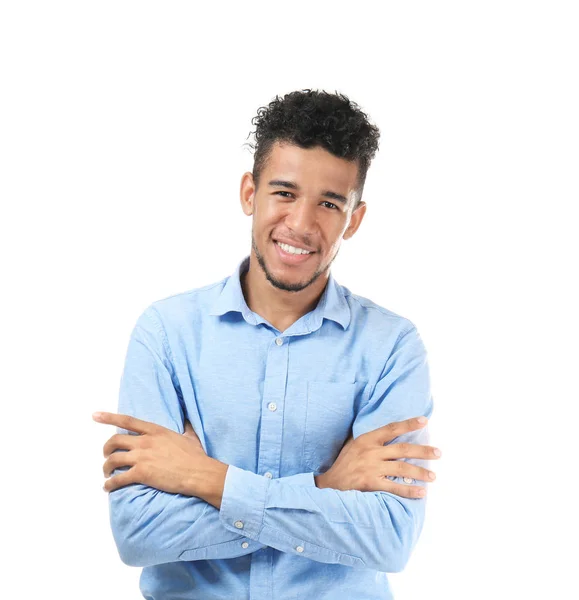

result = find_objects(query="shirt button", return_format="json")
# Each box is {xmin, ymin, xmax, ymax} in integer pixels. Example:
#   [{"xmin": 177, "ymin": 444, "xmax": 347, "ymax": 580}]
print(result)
[
  {"xmin": 241, "ymin": 542, "xmax": 249, "ymax": 549},
  {"xmin": 234, "ymin": 520, "xmax": 244, "ymax": 529},
  {"xmin": 403, "ymin": 477, "xmax": 414, "ymax": 484},
  {"xmin": 296, "ymin": 546, "xmax": 304, "ymax": 553},
  {"xmin": 275, "ymin": 337, "xmax": 283, "ymax": 346},
  {"xmin": 264, "ymin": 472, "xmax": 273, "ymax": 479},
  {"xmin": 268, "ymin": 402, "xmax": 277, "ymax": 412}
]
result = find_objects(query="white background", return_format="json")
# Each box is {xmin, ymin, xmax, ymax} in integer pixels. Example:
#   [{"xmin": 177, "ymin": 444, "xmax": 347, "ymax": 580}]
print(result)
[{"xmin": 1, "ymin": 1, "xmax": 577, "ymax": 598}]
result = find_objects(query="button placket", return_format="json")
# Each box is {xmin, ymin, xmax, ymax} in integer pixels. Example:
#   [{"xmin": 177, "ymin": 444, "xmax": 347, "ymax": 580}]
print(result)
[{"xmin": 255, "ymin": 335, "xmax": 289, "ymax": 515}]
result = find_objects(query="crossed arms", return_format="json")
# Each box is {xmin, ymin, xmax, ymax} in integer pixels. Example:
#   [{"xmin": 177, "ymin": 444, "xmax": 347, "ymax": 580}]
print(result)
[{"xmin": 97, "ymin": 312, "xmax": 438, "ymax": 572}]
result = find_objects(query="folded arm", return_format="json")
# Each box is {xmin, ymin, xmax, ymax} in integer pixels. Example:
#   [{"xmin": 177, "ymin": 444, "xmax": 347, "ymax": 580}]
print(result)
[
  {"xmin": 217, "ymin": 326, "xmax": 434, "ymax": 572},
  {"xmin": 108, "ymin": 307, "xmax": 315, "ymax": 567},
  {"xmin": 109, "ymin": 309, "xmax": 433, "ymax": 572}
]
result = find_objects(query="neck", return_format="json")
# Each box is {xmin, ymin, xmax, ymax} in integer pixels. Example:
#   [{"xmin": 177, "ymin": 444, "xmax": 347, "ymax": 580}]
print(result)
[{"xmin": 241, "ymin": 251, "xmax": 330, "ymax": 332}]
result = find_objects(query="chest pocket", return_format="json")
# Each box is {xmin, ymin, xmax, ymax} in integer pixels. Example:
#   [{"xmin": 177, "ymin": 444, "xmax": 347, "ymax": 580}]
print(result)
[{"xmin": 302, "ymin": 381, "xmax": 357, "ymax": 473}]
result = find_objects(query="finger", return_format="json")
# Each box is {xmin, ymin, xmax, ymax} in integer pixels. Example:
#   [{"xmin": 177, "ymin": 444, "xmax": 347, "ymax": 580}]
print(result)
[
  {"xmin": 103, "ymin": 450, "xmax": 138, "ymax": 477},
  {"xmin": 183, "ymin": 423, "xmax": 203, "ymax": 450},
  {"xmin": 103, "ymin": 467, "xmax": 138, "ymax": 493},
  {"xmin": 376, "ymin": 479, "xmax": 427, "ymax": 499},
  {"xmin": 103, "ymin": 433, "xmax": 139, "ymax": 457},
  {"xmin": 93, "ymin": 411, "xmax": 155, "ymax": 435},
  {"xmin": 183, "ymin": 420, "xmax": 199, "ymax": 438},
  {"xmin": 365, "ymin": 416, "xmax": 428, "ymax": 445},
  {"xmin": 382, "ymin": 460, "xmax": 436, "ymax": 482},
  {"xmin": 380, "ymin": 443, "xmax": 441, "ymax": 461}
]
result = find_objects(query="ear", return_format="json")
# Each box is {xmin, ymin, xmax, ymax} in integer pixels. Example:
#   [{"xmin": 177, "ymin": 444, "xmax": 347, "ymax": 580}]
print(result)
[
  {"xmin": 240, "ymin": 171, "xmax": 256, "ymax": 216},
  {"xmin": 343, "ymin": 201, "xmax": 367, "ymax": 240}
]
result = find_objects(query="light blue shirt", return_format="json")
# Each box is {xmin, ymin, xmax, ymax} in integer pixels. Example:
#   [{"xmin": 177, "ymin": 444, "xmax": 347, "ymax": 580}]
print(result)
[{"xmin": 109, "ymin": 256, "xmax": 434, "ymax": 599}]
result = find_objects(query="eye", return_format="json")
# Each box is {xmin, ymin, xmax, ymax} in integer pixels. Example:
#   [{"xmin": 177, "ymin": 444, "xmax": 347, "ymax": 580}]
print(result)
[
  {"xmin": 274, "ymin": 191, "xmax": 294, "ymax": 198},
  {"xmin": 321, "ymin": 201, "xmax": 339, "ymax": 210}
]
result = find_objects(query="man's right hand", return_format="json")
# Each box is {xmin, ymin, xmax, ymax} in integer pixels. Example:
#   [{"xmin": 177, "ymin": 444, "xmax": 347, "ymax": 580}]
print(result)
[{"xmin": 314, "ymin": 416, "xmax": 441, "ymax": 499}]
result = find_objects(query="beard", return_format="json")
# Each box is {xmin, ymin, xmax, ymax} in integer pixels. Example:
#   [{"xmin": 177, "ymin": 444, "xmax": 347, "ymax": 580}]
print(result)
[{"xmin": 252, "ymin": 233, "xmax": 337, "ymax": 292}]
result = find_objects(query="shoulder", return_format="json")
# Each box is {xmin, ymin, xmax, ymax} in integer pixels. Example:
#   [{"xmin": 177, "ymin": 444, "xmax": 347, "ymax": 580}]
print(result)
[
  {"xmin": 136, "ymin": 276, "xmax": 228, "ymax": 332},
  {"xmin": 341, "ymin": 284, "xmax": 417, "ymax": 340}
]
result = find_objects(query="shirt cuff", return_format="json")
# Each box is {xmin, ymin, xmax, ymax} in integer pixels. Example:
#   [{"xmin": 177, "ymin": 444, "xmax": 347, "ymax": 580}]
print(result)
[{"xmin": 219, "ymin": 465, "xmax": 270, "ymax": 540}]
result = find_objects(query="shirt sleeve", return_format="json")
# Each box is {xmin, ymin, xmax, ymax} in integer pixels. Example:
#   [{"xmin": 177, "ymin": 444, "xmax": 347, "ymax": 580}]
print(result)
[
  {"xmin": 218, "ymin": 325, "xmax": 434, "ymax": 572},
  {"xmin": 108, "ymin": 306, "xmax": 317, "ymax": 567}
]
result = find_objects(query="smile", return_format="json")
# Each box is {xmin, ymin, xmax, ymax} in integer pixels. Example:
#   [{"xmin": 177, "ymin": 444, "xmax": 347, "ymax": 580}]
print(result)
[
  {"xmin": 273, "ymin": 240, "xmax": 315, "ymax": 265},
  {"xmin": 275, "ymin": 241, "xmax": 313, "ymax": 255}
]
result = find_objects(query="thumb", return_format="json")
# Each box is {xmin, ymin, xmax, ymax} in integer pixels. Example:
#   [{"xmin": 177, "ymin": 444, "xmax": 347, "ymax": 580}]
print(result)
[
  {"xmin": 342, "ymin": 433, "xmax": 354, "ymax": 450},
  {"xmin": 183, "ymin": 420, "xmax": 204, "ymax": 451}
]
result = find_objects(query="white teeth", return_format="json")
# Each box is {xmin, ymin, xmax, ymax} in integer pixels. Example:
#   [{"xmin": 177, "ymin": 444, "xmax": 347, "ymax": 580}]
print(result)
[{"xmin": 276, "ymin": 241, "xmax": 312, "ymax": 255}]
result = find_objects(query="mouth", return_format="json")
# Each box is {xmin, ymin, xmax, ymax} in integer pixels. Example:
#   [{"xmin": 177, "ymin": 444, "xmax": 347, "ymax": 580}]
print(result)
[{"xmin": 273, "ymin": 239, "xmax": 316, "ymax": 265}]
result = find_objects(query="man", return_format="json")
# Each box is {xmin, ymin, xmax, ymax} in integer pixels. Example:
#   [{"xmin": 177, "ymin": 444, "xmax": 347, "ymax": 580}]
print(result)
[{"xmin": 94, "ymin": 89, "xmax": 440, "ymax": 599}]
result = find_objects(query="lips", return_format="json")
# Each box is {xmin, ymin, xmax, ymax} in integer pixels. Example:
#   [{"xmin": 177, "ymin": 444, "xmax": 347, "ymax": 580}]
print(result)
[
  {"xmin": 273, "ymin": 238, "xmax": 316, "ymax": 254},
  {"xmin": 273, "ymin": 239, "xmax": 315, "ymax": 265}
]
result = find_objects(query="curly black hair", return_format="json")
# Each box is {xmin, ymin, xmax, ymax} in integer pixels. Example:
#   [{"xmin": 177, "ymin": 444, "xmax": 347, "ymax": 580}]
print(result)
[{"xmin": 247, "ymin": 89, "xmax": 380, "ymax": 206}]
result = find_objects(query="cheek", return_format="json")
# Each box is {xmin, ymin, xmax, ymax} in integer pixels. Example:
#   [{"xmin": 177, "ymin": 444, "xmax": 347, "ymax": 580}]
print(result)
[
  {"xmin": 323, "ymin": 223, "xmax": 348, "ymax": 250},
  {"xmin": 326, "ymin": 240, "xmax": 342, "ymax": 256},
  {"xmin": 261, "ymin": 206, "xmax": 288, "ymax": 231},
  {"xmin": 252, "ymin": 206, "xmax": 273, "ymax": 228}
]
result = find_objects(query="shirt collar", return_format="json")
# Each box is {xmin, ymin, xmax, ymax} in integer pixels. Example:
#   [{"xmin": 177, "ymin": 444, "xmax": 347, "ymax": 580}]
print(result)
[{"xmin": 208, "ymin": 255, "xmax": 350, "ymax": 331}]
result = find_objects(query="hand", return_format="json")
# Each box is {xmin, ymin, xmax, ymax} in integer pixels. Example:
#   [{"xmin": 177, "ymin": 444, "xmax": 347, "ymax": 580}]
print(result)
[
  {"xmin": 315, "ymin": 416, "xmax": 441, "ymax": 499},
  {"xmin": 93, "ymin": 411, "xmax": 227, "ymax": 498}
]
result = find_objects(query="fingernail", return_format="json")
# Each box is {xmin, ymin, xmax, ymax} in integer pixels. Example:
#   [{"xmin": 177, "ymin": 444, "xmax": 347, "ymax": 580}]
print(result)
[
  {"xmin": 93, "ymin": 412, "xmax": 103, "ymax": 421},
  {"xmin": 428, "ymin": 472, "xmax": 436, "ymax": 480},
  {"xmin": 417, "ymin": 416, "xmax": 427, "ymax": 424},
  {"xmin": 417, "ymin": 488, "xmax": 426, "ymax": 496},
  {"xmin": 433, "ymin": 448, "xmax": 442, "ymax": 457}
]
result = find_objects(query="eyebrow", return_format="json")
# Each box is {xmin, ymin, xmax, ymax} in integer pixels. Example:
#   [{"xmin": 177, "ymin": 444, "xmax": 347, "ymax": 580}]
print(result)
[{"xmin": 268, "ymin": 179, "xmax": 348, "ymax": 205}]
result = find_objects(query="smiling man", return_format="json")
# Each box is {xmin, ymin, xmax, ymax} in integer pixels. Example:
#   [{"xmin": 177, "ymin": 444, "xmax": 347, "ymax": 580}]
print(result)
[
  {"xmin": 241, "ymin": 142, "xmax": 364, "ymax": 332},
  {"xmin": 96, "ymin": 89, "xmax": 439, "ymax": 600}
]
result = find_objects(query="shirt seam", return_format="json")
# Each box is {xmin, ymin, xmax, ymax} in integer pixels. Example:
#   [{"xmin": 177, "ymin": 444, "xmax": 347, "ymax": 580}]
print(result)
[
  {"xmin": 146, "ymin": 305, "xmax": 177, "ymax": 372},
  {"xmin": 178, "ymin": 536, "xmax": 248, "ymax": 559},
  {"xmin": 153, "ymin": 278, "xmax": 227, "ymax": 304},
  {"xmin": 259, "ymin": 522, "xmax": 366, "ymax": 565},
  {"xmin": 346, "ymin": 292, "xmax": 411, "ymax": 323},
  {"xmin": 359, "ymin": 325, "xmax": 417, "ymax": 413}
]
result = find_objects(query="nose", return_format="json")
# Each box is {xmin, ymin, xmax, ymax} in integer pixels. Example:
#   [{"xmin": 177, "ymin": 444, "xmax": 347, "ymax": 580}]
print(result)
[{"xmin": 285, "ymin": 200, "xmax": 317, "ymax": 237}]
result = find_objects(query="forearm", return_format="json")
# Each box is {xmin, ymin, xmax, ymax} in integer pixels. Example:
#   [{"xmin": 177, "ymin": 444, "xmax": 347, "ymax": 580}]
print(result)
[
  {"xmin": 108, "ymin": 477, "xmax": 264, "ymax": 566},
  {"xmin": 109, "ymin": 466, "xmax": 318, "ymax": 567},
  {"xmin": 219, "ymin": 465, "xmax": 426, "ymax": 572}
]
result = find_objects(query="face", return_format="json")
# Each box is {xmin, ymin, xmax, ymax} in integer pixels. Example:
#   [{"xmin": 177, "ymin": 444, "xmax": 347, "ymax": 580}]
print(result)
[{"xmin": 240, "ymin": 141, "xmax": 367, "ymax": 292}]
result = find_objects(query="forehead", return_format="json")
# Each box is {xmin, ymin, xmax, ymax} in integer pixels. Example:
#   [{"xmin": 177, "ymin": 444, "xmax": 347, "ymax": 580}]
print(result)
[{"xmin": 262, "ymin": 142, "xmax": 359, "ymax": 193}]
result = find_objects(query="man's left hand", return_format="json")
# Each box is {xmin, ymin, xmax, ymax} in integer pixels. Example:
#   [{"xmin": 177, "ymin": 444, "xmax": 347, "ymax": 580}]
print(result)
[{"xmin": 93, "ymin": 412, "xmax": 228, "ymax": 504}]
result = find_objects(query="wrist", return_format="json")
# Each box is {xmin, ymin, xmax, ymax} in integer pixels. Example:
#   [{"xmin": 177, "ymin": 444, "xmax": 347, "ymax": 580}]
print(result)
[
  {"xmin": 185, "ymin": 456, "xmax": 229, "ymax": 509},
  {"xmin": 203, "ymin": 459, "xmax": 229, "ymax": 509},
  {"xmin": 314, "ymin": 472, "xmax": 329, "ymax": 489}
]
